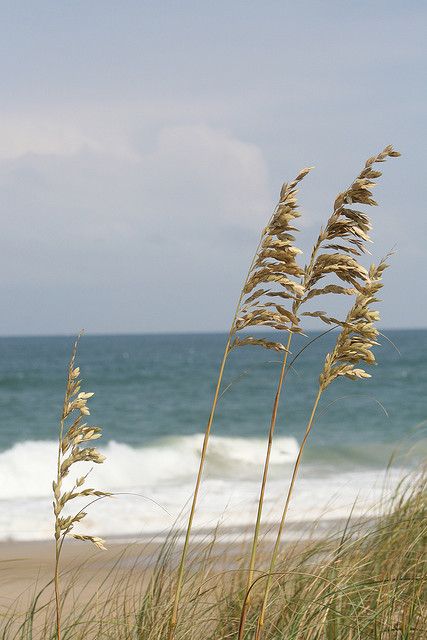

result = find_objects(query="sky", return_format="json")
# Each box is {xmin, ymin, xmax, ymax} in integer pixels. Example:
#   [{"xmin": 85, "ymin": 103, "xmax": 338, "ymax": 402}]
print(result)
[{"xmin": 0, "ymin": 1, "xmax": 425, "ymax": 335}]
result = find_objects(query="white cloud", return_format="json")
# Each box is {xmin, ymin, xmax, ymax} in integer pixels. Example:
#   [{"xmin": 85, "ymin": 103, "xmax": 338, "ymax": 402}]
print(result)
[
  {"xmin": 142, "ymin": 124, "xmax": 270, "ymax": 231},
  {"xmin": 0, "ymin": 98, "xmax": 239, "ymax": 161},
  {"xmin": 0, "ymin": 113, "xmax": 98, "ymax": 159},
  {"xmin": 0, "ymin": 118, "xmax": 271, "ymax": 291}
]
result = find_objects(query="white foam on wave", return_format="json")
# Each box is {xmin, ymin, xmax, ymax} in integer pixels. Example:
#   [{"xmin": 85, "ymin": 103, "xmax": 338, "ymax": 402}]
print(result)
[
  {"xmin": 0, "ymin": 436, "xmax": 407, "ymax": 541},
  {"xmin": 0, "ymin": 434, "xmax": 300, "ymax": 500}
]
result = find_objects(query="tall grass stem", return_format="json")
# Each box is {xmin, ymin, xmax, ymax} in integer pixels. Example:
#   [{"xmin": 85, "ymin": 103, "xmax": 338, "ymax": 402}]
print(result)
[
  {"xmin": 168, "ymin": 235, "xmax": 267, "ymax": 639},
  {"xmin": 168, "ymin": 337, "xmax": 231, "ymax": 638},
  {"xmin": 238, "ymin": 332, "xmax": 292, "ymax": 640},
  {"xmin": 255, "ymin": 388, "xmax": 322, "ymax": 638}
]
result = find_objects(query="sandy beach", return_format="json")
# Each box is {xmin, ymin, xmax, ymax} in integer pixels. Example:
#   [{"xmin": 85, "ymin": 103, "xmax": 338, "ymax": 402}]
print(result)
[
  {"xmin": 0, "ymin": 515, "xmax": 361, "ymax": 614},
  {"xmin": 0, "ymin": 539, "xmax": 163, "ymax": 617},
  {"xmin": 0, "ymin": 525, "xmax": 315, "ymax": 615}
]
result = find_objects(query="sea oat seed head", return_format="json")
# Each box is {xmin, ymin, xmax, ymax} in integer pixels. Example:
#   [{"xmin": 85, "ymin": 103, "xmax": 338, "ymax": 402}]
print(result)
[
  {"xmin": 231, "ymin": 166, "xmax": 313, "ymax": 352},
  {"xmin": 318, "ymin": 257, "xmax": 389, "ymax": 390},
  {"xmin": 53, "ymin": 339, "xmax": 109, "ymax": 555}
]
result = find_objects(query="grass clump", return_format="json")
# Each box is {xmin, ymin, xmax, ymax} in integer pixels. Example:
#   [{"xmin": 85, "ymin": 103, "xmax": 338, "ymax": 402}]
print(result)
[
  {"xmin": 239, "ymin": 146, "xmax": 400, "ymax": 638},
  {"xmin": 2, "ymin": 473, "xmax": 426, "ymax": 639},
  {"xmin": 1, "ymin": 146, "xmax": 417, "ymax": 640},
  {"xmin": 174, "ymin": 146, "xmax": 400, "ymax": 637}
]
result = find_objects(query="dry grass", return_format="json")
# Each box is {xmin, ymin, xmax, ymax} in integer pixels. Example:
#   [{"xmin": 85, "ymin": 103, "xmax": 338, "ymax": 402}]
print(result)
[
  {"xmin": 174, "ymin": 146, "xmax": 401, "ymax": 636},
  {"xmin": 169, "ymin": 165, "xmax": 313, "ymax": 637},
  {"xmin": 1, "ymin": 147, "xmax": 416, "ymax": 640},
  {"xmin": 53, "ymin": 334, "xmax": 110, "ymax": 640},
  {"xmin": 251, "ymin": 256, "xmax": 390, "ymax": 639},
  {"xmin": 236, "ymin": 146, "xmax": 400, "ymax": 638},
  {"xmin": 1, "ymin": 472, "xmax": 426, "ymax": 639}
]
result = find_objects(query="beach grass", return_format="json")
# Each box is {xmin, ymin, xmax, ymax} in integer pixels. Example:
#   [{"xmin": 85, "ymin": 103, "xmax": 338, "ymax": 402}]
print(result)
[
  {"xmin": 1, "ymin": 146, "xmax": 415, "ymax": 640},
  {"xmin": 171, "ymin": 146, "xmax": 400, "ymax": 637},
  {"xmin": 1, "ymin": 470, "xmax": 425, "ymax": 639}
]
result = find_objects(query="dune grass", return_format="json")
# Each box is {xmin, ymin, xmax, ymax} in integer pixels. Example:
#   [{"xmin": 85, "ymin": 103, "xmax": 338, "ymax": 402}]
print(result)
[
  {"xmin": 2, "ymin": 471, "xmax": 426, "ymax": 639},
  {"xmin": 238, "ymin": 147, "xmax": 400, "ymax": 639},
  {"xmin": 1, "ymin": 146, "xmax": 415, "ymax": 640},
  {"xmin": 173, "ymin": 146, "xmax": 400, "ymax": 637},
  {"xmin": 52, "ymin": 334, "xmax": 110, "ymax": 640}
]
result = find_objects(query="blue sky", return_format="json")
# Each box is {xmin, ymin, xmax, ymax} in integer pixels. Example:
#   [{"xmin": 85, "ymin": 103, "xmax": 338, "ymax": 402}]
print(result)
[{"xmin": 0, "ymin": 1, "xmax": 425, "ymax": 334}]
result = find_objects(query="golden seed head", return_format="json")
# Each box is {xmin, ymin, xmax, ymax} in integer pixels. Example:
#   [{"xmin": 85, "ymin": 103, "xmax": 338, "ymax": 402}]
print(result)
[
  {"xmin": 54, "ymin": 336, "xmax": 109, "ymax": 548},
  {"xmin": 319, "ymin": 257, "xmax": 389, "ymax": 390},
  {"xmin": 233, "ymin": 167, "xmax": 313, "ymax": 352},
  {"xmin": 299, "ymin": 146, "xmax": 399, "ymax": 325}
]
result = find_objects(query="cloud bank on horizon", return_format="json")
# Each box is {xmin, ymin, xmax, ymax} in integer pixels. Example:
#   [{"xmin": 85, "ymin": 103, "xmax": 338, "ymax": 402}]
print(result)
[{"xmin": 0, "ymin": 1, "xmax": 425, "ymax": 334}]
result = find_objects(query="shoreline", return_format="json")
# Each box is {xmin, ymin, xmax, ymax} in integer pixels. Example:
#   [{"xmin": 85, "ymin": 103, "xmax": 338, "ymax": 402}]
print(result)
[{"xmin": 0, "ymin": 515, "xmax": 373, "ymax": 609}]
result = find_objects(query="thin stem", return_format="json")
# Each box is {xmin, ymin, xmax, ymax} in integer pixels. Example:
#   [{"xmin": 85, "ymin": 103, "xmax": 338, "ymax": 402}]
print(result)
[
  {"xmin": 54, "ymin": 342, "xmax": 75, "ymax": 640},
  {"xmin": 237, "ymin": 330, "xmax": 340, "ymax": 639},
  {"xmin": 54, "ymin": 540, "xmax": 61, "ymax": 640},
  {"xmin": 238, "ymin": 331, "xmax": 292, "ymax": 640},
  {"xmin": 168, "ymin": 337, "xmax": 231, "ymax": 638},
  {"xmin": 54, "ymin": 414, "xmax": 65, "ymax": 640},
  {"xmin": 255, "ymin": 387, "xmax": 322, "ymax": 639},
  {"xmin": 168, "ymin": 222, "xmax": 271, "ymax": 639}
]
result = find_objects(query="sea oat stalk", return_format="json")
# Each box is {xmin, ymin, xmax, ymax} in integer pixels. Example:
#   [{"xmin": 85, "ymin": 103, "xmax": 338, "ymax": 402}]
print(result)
[
  {"xmin": 255, "ymin": 258, "xmax": 389, "ymax": 639},
  {"xmin": 239, "ymin": 145, "xmax": 400, "ymax": 639},
  {"xmin": 168, "ymin": 168, "xmax": 312, "ymax": 639},
  {"xmin": 53, "ymin": 335, "xmax": 110, "ymax": 640},
  {"xmin": 239, "ymin": 145, "xmax": 400, "ymax": 633},
  {"xmin": 236, "ymin": 171, "xmax": 312, "ymax": 634}
]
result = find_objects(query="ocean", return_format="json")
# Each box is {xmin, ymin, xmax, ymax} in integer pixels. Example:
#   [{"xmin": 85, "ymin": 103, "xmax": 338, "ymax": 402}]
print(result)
[{"xmin": 0, "ymin": 330, "xmax": 425, "ymax": 542}]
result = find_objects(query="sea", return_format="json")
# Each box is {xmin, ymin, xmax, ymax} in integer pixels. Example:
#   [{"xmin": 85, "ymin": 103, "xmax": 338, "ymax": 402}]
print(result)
[{"xmin": 0, "ymin": 330, "xmax": 425, "ymax": 542}]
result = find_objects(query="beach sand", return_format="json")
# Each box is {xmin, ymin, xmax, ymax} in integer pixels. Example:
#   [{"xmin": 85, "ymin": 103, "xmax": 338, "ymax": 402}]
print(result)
[
  {"xmin": 0, "ymin": 516, "xmax": 362, "ymax": 636},
  {"xmin": 0, "ymin": 516, "xmax": 356, "ymax": 607},
  {"xmin": 0, "ymin": 538, "xmax": 163, "ymax": 620}
]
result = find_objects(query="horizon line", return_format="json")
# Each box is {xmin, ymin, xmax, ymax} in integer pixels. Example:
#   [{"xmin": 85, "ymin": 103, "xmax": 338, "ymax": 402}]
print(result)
[{"xmin": 0, "ymin": 326, "xmax": 426, "ymax": 339}]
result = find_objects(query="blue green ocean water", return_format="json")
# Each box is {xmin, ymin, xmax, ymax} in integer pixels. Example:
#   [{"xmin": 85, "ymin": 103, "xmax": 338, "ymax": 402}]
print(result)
[{"xmin": 0, "ymin": 330, "xmax": 425, "ymax": 540}]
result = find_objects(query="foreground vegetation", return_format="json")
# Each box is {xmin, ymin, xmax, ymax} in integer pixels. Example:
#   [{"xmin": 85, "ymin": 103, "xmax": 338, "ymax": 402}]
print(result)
[
  {"xmin": 3, "ymin": 145, "xmax": 418, "ymax": 639},
  {"xmin": 2, "ymin": 471, "xmax": 426, "ymax": 639}
]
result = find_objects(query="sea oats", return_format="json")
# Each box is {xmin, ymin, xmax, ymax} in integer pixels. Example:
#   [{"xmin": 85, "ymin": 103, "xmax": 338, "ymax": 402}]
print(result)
[
  {"xmin": 232, "ymin": 168, "xmax": 315, "ymax": 637},
  {"xmin": 53, "ymin": 335, "xmax": 110, "ymax": 640},
  {"xmin": 319, "ymin": 258, "xmax": 388, "ymax": 390},
  {"xmin": 53, "ymin": 339, "xmax": 110, "ymax": 546},
  {"xmin": 241, "ymin": 147, "xmax": 400, "ymax": 640},
  {"xmin": 297, "ymin": 146, "xmax": 400, "ymax": 323},
  {"xmin": 169, "ymin": 167, "xmax": 312, "ymax": 640},
  {"xmin": 254, "ymin": 258, "xmax": 391, "ymax": 640},
  {"xmin": 231, "ymin": 168, "xmax": 312, "ymax": 353},
  {"xmin": 239, "ymin": 149, "xmax": 399, "ymax": 637},
  {"xmin": 176, "ymin": 148, "xmax": 400, "ymax": 640}
]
